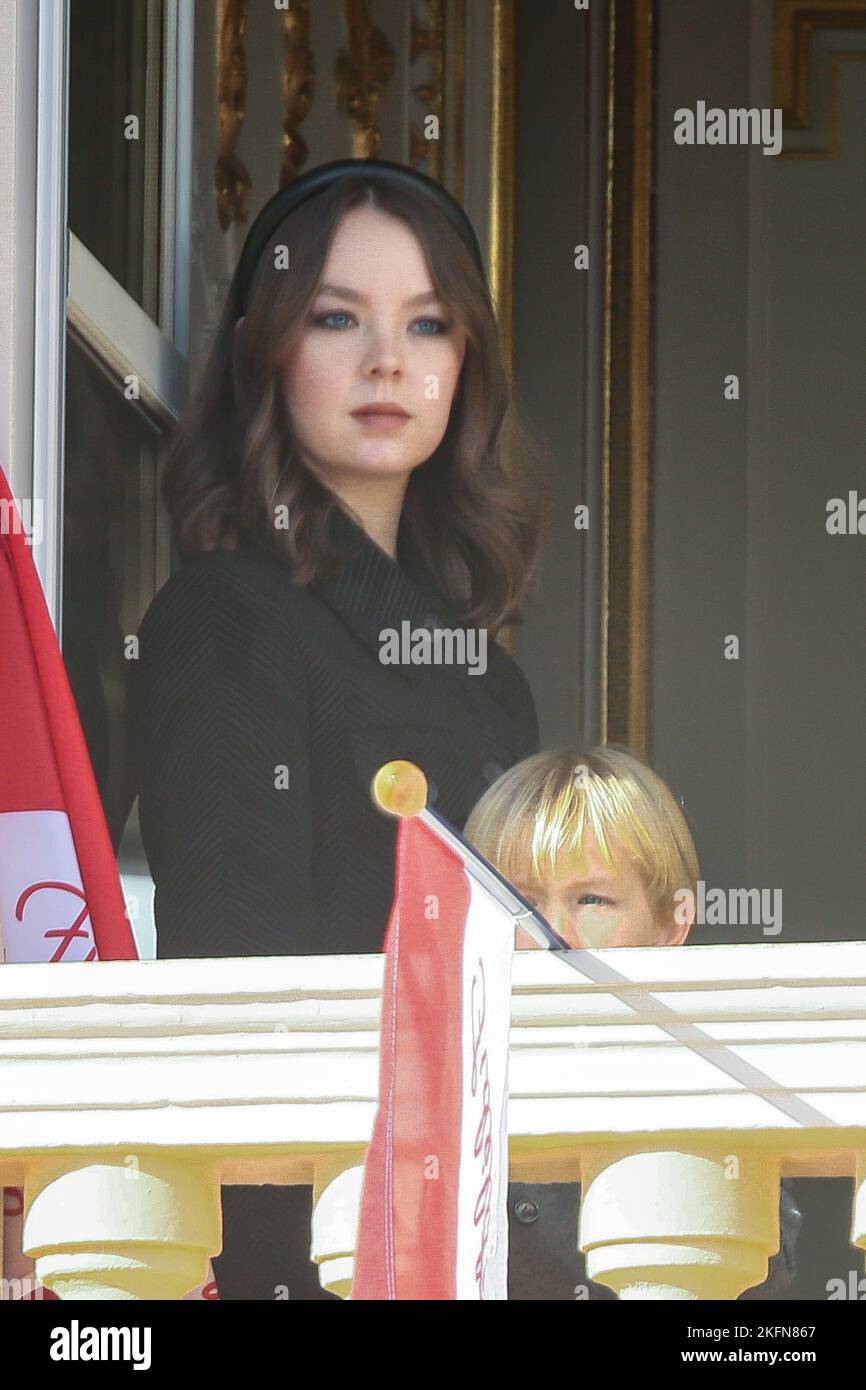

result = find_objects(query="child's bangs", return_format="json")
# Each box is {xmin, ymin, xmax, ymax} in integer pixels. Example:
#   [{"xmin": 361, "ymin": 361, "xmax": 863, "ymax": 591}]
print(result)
[
  {"xmin": 464, "ymin": 745, "xmax": 699, "ymax": 916},
  {"xmin": 539, "ymin": 773, "xmax": 635, "ymax": 881}
]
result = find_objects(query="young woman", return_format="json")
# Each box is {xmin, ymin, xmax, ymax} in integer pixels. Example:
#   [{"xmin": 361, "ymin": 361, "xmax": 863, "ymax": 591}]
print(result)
[{"xmin": 128, "ymin": 159, "xmax": 546, "ymax": 1298}]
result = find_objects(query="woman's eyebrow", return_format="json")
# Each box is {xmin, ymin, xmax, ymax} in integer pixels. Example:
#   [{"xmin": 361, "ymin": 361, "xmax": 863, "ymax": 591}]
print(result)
[{"xmin": 316, "ymin": 282, "xmax": 441, "ymax": 307}]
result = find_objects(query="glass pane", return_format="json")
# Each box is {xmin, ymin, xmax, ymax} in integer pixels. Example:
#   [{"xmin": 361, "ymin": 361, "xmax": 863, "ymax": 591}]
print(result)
[
  {"xmin": 61, "ymin": 332, "xmax": 170, "ymax": 887},
  {"xmin": 68, "ymin": 0, "xmax": 164, "ymax": 321}
]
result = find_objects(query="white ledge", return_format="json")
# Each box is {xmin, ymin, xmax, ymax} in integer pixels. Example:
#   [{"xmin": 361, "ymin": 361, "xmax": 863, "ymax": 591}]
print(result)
[{"xmin": 0, "ymin": 942, "xmax": 864, "ymax": 1185}]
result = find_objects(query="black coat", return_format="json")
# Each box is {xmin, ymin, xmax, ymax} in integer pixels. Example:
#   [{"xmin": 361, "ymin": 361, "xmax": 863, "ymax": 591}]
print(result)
[
  {"xmin": 128, "ymin": 503, "xmax": 540, "ymax": 1299},
  {"xmin": 129, "ymin": 503, "xmax": 539, "ymax": 962}
]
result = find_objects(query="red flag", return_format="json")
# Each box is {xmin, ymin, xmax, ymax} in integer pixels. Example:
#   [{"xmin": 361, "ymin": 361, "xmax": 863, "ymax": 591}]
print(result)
[
  {"xmin": 352, "ymin": 814, "xmax": 515, "ymax": 1300},
  {"xmin": 0, "ymin": 467, "xmax": 136, "ymax": 964},
  {"xmin": 0, "ymin": 466, "xmax": 138, "ymax": 1300}
]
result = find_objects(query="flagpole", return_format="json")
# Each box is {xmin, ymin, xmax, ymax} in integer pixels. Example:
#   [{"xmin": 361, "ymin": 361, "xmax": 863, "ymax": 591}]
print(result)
[{"xmin": 370, "ymin": 760, "xmax": 570, "ymax": 951}]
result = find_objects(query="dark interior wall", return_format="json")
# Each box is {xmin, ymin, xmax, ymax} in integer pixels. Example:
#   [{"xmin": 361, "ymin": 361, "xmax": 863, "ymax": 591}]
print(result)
[
  {"xmin": 641, "ymin": 0, "xmax": 865, "ymax": 1298},
  {"xmin": 652, "ymin": 0, "xmax": 866, "ymax": 945},
  {"xmin": 651, "ymin": 0, "xmax": 753, "ymax": 922},
  {"xmin": 745, "ymin": 21, "xmax": 866, "ymax": 945},
  {"xmin": 511, "ymin": 0, "xmax": 595, "ymax": 749},
  {"xmin": 509, "ymin": 0, "xmax": 864, "ymax": 1301}
]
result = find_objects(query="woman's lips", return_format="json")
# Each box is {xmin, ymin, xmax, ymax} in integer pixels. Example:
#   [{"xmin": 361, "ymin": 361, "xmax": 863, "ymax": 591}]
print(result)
[{"xmin": 351, "ymin": 409, "xmax": 411, "ymax": 430}]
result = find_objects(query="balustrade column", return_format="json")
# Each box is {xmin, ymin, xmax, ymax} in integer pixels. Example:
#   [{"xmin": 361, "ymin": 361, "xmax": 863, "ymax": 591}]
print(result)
[
  {"xmin": 311, "ymin": 1162, "xmax": 366, "ymax": 1299},
  {"xmin": 578, "ymin": 1148, "xmax": 780, "ymax": 1299},
  {"xmin": 22, "ymin": 1152, "xmax": 221, "ymax": 1299}
]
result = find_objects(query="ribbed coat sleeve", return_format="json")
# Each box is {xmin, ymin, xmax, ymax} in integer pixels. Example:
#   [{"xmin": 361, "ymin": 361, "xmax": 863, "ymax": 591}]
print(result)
[{"xmin": 128, "ymin": 555, "xmax": 315, "ymax": 959}]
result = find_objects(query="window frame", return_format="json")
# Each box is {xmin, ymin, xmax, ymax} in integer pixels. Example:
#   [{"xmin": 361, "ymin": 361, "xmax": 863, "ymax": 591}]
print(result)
[
  {"xmin": 33, "ymin": 0, "xmax": 194, "ymax": 633},
  {"xmin": 31, "ymin": 0, "xmax": 195, "ymax": 958}
]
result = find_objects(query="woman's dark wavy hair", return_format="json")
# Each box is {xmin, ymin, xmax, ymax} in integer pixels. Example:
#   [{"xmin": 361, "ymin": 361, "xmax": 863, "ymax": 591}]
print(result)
[{"xmin": 161, "ymin": 171, "xmax": 549, "ymax": 631}]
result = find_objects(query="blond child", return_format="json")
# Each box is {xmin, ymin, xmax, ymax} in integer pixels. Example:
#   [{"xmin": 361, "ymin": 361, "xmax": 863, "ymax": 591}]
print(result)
[
  {"xmin": 466, "ymin": 743, "xmax": 697, "ymax": 952},
  {"xmin": 464, "ymin": 743, "xmax": 802, "ymax": 1301}
]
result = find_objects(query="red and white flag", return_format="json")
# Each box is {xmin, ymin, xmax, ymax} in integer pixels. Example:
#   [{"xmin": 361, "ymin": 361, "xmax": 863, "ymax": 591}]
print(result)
[
  {"xmin": 0, "ymin": 467, "xmax": 136, "ymax": 966},
  {"xmin": 352, "ymin": 812, "xmax": 516, "ymax": 1300},
  {"xmin": 0, "ymin": 466, "xmax": 138, "ymax": 1299}
]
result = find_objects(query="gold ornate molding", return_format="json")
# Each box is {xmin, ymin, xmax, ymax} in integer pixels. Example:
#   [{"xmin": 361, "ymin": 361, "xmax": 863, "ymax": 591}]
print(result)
[
  {"xmin": 279, "ymin": 0, "xmax": 315, "ymax": 187},
  {"xmin": 410, "ymin": 0, "xmax": 446, "ymax": 177},
  {"xmin": 489, "ymin": 0, "xmax": 516, "ymax": 382},
  {"xmin": 336, "ymin": 0, "xmax": 397, "ymax": 159},
  {"xmin": 215, "ymin": 0, "xmax": 252, "ymax": 231},
  {"xmin": 451, "ymin": 0, "xmax": 467, "ymax": 205},
  {"xmin": 488, "ymin": 1, "xmax": 517, "ymax": 657},
  {"xmin": 779, "ymin": 50, "xmax": 866, "ymax": 157},
  {"xmin": 601, "ymin": 0, "xmax": 654, "ymax": 760},
  {"xmin": 773, "ymin": 0, "xmax": 866, "ymax": 127}
]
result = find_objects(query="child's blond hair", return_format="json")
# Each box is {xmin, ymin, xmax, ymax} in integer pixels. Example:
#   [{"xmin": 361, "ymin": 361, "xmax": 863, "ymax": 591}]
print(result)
[{"xmin": 464, "ymin": 745, "xmax": 699, "ymax": 919}]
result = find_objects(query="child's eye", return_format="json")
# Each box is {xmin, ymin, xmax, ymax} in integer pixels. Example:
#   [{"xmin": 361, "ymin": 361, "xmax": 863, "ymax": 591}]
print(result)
[{"xmin": 575, "ymin": 894, "xmax": 612, "ymax": 907}]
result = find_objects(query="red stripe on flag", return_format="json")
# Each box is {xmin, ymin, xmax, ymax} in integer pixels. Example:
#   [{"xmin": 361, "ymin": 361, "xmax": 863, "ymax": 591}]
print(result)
[
  {"xmin": 0, "ymin": 468, "xmax": 135, "ymax": 959},
  {"xmin": 353, "ymin": 816, "xmax": 470, "ymax": 1299},
  {"xmin": 0, "ymin": 545, "xmax": 64, "ymax": 810}
]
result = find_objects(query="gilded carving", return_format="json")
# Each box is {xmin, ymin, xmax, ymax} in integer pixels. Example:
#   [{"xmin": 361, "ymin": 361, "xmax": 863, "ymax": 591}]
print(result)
[
  {"xmin": 410, "ymin": 1, "xmax": 445, "ymax": 175},
  {"xmin": 279, "ymin": 0, "xmax": 316, "ymax": 186},
  {"xmin": 336, "ymin": 0, "xmax": 397, "ymax": 159},
  {"xmin": 215, "ymin": 0, "xmax": 252, "ymax": 230},
  {"xmin": 773, "ymin": 0, "xmax": 866, "ymax": 128}
]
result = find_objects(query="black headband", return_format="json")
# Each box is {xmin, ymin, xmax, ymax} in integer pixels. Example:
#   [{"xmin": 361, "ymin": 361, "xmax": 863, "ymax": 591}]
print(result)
[{"xmin": 233, "ymin": 157, "xmax": 486, "ymax": 318}]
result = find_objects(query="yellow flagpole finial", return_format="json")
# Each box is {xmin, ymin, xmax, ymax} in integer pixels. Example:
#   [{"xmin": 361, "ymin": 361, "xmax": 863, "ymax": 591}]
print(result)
[{"xmin": 371, "ymin": 760, "xmax": 428, "ymax": 818}]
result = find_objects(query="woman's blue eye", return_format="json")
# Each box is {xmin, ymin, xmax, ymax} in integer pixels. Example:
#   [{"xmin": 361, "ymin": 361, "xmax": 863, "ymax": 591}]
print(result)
[
  {"xmin": 310, "ymin": 311, "xmax": 451, "ymax": 334},
  {"xmin": 313, "ymin": 311, "xmax": 355, "ymax": 330},
  {"xmin": 577, "ymin": 894, "xmax": 611, "ymax": 907},
  {"xmin": 413, "ymin": 317, "xmax": 451, "ymax": 335}
]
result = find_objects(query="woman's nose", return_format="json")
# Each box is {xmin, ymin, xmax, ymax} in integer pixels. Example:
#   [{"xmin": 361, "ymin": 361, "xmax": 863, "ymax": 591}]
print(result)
[{"xmin": 362, "ymin": 328, "xmax": 404, "ymax": 378}]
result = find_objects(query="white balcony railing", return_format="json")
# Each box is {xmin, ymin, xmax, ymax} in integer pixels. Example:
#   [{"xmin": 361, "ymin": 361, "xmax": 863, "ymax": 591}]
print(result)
[{"xmin": 1, "ymin": 941, "xmax": 866, "ymax": 1299}]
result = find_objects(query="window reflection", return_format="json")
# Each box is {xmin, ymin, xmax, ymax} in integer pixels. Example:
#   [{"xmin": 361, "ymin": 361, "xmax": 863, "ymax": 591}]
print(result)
[
  {"xmin": 68, "ymin": 0, "xmax": 164, "ymax": 321},
  {"xmin": 62, "ymin": 334, "xmax": 169, "ymax": 863}
]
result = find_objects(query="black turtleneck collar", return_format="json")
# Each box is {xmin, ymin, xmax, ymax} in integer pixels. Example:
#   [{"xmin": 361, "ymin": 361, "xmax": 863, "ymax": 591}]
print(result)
[
  {"xmin": 301, "ymin": 503, "xmax": 523, "ymax": 719},
  {"xmin": 225, "ymin": 501, "xmax": 529, "ymax": 734},
  {"xmin": 307, "ymin": 502, "xmax": 449, "ymax": 661}
]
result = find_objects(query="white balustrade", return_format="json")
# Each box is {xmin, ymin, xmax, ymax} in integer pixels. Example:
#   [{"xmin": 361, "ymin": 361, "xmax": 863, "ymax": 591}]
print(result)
[{"xmin": 0, "ymin": 943, "xmax": 865, "ymax": 1299}]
